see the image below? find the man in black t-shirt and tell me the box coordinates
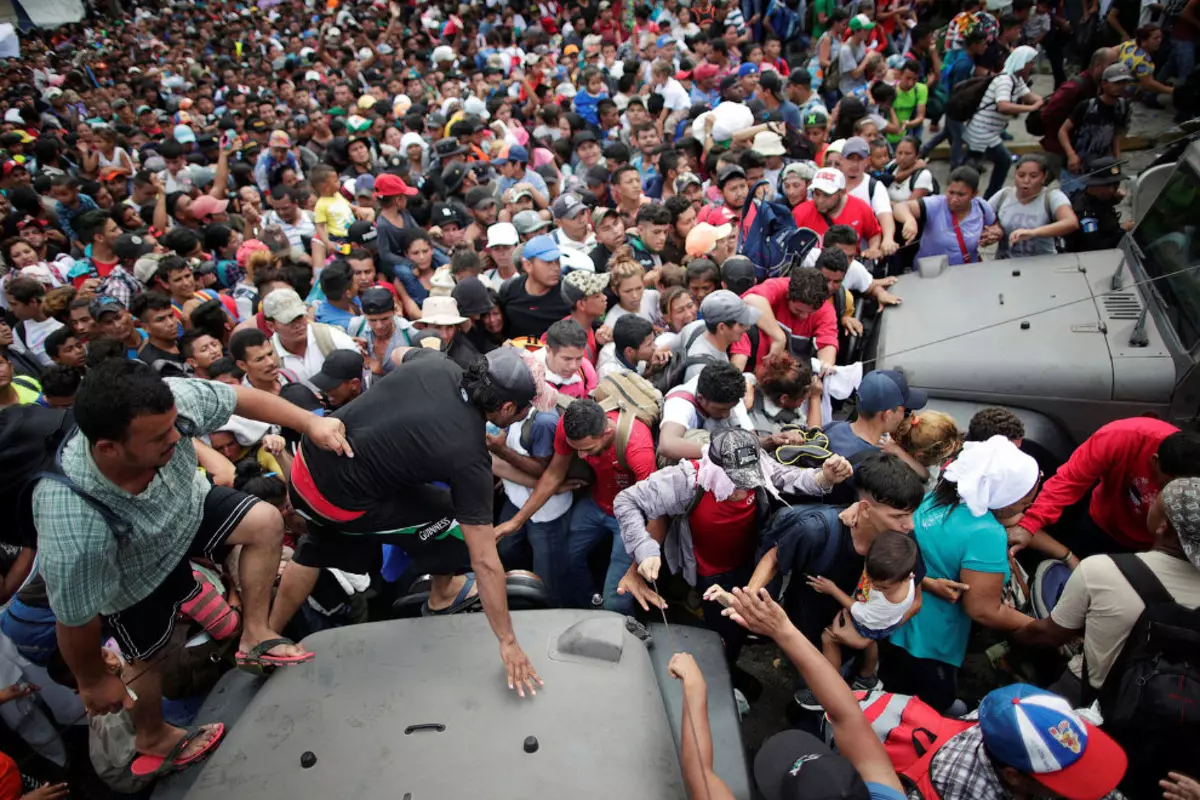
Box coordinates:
[499,234,570,339]
[131,292,188,376]
[273,346,556,697]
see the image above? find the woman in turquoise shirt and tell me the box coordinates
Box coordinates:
[881,436,1041,711]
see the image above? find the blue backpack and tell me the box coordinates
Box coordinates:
[764,0,801,43]
[736,181,816,280]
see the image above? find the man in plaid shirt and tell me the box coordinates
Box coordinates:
[32,359,351,775]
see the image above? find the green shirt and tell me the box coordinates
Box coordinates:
[33,378,238,626]
[812,0,836,37]
[889,82,929,144]
[888,494,1009,666]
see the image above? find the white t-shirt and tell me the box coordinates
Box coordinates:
[851,577,916,634]
[501,416,572,523]
[1052,551,1200,688]
[596,341,647,379]
[11,317,65,367]
[801,247,873,294]
[886,166,937,203]
[604,289,661,328]
[846,175,893,219]
[662,376,755,433]
[656,78,692,112]
[273,323,358,382]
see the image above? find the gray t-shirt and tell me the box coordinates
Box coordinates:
[838,41,868,97]
[988,187,1071,259]
[679,319,730,381]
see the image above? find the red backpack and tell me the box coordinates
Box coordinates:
[854,691,975,800]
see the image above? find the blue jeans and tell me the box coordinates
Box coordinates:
[1059,169,1086,197]
[920,117,966,168]
[1160,37,1197,84]
[498,499,569,606]
[972,142,1013,200]
[564,495,635,615]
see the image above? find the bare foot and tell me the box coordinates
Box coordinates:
[137,723,221,760]
[427,574,479,612]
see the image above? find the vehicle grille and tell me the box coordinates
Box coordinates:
[1103,291,1142,320]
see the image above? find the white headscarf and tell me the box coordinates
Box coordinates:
[1003,46,1040,76]
[943,435,1039,517]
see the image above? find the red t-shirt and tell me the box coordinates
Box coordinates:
[743,277,840,351]
[71,256,119,288]
[1019,417,1180,548]
[553,409,656,514]
[688,472,758,577]
[792,195,882,245]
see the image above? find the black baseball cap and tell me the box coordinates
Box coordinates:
[452,276,495,317]
[754,730,870,800]
[113,232,156,262]
[485,347,554,412]
[347,220,378,250]
[360,286,395,315]
[310,350,365,391]
[721,255,756,295]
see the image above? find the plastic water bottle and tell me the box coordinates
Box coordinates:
[486,422,504,437]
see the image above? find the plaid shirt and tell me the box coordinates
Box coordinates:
[32,378,237,627]
[94,266,144,310]
[921,720,1126,800]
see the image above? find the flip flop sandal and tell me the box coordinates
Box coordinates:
[422,573,482,616]
[130,722,226,778]
[235,637,315,674]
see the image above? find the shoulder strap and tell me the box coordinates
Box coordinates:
[15,321,27,347]
[614,408,636,473]
[1043,189,1054,221]
[996,187,1013,217]
[1109,552,1175,607]
[35,430,129,539]
[12,375,40,393]
[311,322,336,358]
[684,478,706,518]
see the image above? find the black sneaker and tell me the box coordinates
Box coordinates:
[851,674,882,693]
[793,687,823,711]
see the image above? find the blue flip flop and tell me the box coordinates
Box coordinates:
[422,573,482,616]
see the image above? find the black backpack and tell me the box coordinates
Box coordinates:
[0,405,126,549]
[650,325,720,395]
[945,75,998,122]
[1091,553,1200,798]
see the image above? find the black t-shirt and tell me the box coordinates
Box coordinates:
[138,343,188,376]
[1068,96,1130,167]
[591,242,614,273]
[1066,193,1124,253]
[299,348,494,526]
[499,274,571,339]
[761,505,927,646]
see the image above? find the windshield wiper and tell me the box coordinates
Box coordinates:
[1130,307,1150,347]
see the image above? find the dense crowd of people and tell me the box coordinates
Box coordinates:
[0,0,1197,797]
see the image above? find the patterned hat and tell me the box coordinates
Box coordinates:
[1162,477,1200,568]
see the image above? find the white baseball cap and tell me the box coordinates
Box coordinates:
[810,168,846,195]
[486,222,519,248]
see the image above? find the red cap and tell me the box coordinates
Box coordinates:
[2,160,25,176]
[697,204,737,227]
[374,173,418,198]
[694,62,720,82]
[676,69,693,81]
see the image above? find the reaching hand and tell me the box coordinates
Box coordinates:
[901,216,918,243]
[723,587,793,640]
[493,519,520,540]
[305,416,353,457]
[701,584,735,607]
[1161,773,1200,800]
[79,674,134,717]
[638,555,662,583]
[1006,524,1034,556]
[500,640,543,698]
[881,239,899,257]
[821,455,853,487]
[805,574,837,595]
[617,564,667,611]
[926,577,970,604]
[21,784,69,800]
[0,682,37,704]
[841,315,864,336]
[668,652,703,683]
[1009,228,1034,246]
[261,434,286,455]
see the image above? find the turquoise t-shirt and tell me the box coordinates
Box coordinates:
[889,494,1009,667]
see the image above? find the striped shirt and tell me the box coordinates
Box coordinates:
[964,74,1030,152]
[32,378,238,626]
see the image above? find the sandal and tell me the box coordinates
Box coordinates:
[130,722,225,778]
[422,573,482,616]
[235,637,314,674]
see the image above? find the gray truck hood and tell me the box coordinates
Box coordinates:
[875,250,1156,403]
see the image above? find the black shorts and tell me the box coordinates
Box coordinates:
[105,486,259,662]
[289,482,471,577]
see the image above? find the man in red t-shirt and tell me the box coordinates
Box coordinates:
[495,398,656,613]
[1013,419,1200,560]
[792,168,883,252]
[742,267,840,369]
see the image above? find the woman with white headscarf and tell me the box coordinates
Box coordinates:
[879,436,1041,712]
[964,45,1046,200]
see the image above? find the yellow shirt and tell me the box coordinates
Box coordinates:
[314,194,355,240]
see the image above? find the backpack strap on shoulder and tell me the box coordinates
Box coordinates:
[311,322,337,358]
[1109,552,1174,606]
[614,408,636,473]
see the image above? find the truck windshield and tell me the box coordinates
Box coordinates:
[1134,159,1200,351]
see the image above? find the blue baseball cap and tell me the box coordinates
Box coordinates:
[656,34,675,49]
[738,62,760,78]
[523,234,561,262]
[857,369,927,414]
[492,145,529,165]
[978,684,1126,800]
